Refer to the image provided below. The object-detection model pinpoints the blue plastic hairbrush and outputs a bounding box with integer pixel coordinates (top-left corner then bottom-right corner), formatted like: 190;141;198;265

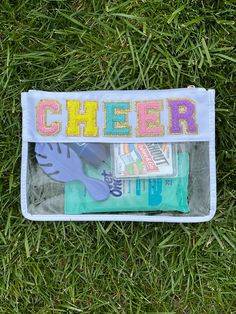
35;143;110;201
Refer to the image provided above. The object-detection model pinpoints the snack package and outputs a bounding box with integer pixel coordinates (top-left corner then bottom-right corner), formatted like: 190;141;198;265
113;143;176;178
21;88;216;222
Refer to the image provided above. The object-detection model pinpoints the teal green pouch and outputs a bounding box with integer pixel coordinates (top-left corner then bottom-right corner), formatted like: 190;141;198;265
64;152;190;214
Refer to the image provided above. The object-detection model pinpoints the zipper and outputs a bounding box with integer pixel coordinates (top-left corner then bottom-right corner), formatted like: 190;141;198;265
28;86;207;94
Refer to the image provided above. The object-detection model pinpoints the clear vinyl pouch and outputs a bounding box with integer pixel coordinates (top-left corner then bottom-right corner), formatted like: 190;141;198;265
21;89;216;222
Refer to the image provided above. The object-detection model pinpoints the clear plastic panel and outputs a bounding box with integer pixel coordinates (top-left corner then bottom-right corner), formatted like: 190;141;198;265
27;142;210;217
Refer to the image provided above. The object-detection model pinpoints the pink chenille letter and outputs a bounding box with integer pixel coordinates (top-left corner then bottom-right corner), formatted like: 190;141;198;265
36;100;61;135
136;101;164;136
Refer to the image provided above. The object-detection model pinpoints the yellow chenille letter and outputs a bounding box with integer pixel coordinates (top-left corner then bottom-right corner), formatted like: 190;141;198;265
66;100;98;137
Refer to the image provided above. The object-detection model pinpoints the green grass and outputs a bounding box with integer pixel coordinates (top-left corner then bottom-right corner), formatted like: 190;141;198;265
0;0;236;312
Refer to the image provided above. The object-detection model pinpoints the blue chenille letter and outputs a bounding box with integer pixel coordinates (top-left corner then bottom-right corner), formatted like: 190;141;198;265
104;102;131;136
